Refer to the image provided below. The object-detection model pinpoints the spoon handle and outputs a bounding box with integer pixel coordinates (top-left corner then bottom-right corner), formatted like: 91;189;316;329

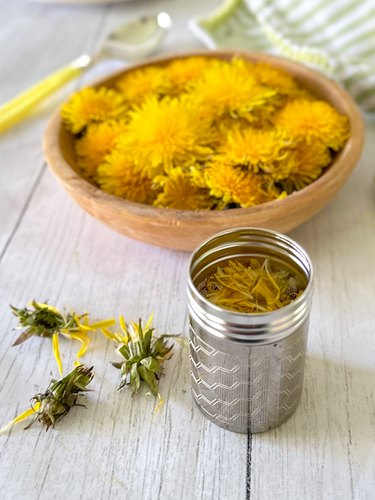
0;56;92;134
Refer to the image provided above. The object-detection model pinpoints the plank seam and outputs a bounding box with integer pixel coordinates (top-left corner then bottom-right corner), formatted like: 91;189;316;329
246;431;252;500
0;162;46;265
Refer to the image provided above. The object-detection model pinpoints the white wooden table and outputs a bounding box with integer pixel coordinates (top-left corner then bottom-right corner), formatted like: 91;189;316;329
1;1;375;499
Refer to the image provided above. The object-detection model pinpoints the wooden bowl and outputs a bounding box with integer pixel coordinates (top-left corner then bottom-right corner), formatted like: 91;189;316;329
44;50;365;251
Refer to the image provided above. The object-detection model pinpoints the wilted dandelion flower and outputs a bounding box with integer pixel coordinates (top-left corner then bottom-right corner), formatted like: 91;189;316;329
61;87;126;134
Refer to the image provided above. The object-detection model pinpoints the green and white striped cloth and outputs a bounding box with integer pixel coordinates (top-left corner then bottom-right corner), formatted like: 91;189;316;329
189;0;375;114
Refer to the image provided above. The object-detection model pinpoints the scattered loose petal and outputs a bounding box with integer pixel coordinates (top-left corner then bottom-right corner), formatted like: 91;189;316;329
52;333;63;377
0;403;40;435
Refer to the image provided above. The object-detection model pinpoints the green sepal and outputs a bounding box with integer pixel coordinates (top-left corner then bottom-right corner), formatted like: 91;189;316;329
143;329;153;353
140;356;163;374
118;344;130;359
130;363;141;395
138;366;159;396
112;361;123;369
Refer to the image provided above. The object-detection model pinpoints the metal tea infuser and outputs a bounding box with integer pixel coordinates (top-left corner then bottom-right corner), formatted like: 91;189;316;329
187;227;314;433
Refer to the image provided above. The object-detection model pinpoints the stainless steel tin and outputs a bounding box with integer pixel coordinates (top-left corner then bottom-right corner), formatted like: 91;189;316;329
187;228;313;434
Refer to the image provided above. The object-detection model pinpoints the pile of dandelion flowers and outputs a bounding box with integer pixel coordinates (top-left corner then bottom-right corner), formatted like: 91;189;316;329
61;87;126;134
60;56;350;210
116;96;215;178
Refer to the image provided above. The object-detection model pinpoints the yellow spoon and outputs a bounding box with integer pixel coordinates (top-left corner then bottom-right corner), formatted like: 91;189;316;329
0;12;172;133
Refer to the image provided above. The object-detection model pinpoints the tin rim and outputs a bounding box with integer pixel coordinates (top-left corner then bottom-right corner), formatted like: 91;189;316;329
187;227;314;343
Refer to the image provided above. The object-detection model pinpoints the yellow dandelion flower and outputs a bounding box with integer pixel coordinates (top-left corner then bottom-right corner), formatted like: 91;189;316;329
117;96;214;178
189;165;208;188
61;87;126;134
274;99;350;151
215;116;251;146
154;167;213;210
252;63;298;94
114;66;169;104
288;88;317;101
205;162;280;208
97;150;154;203
75;121;127;179
262;175;288;200
166;56;211;93
192;58;280;123
219;126;291;172
236;178;285;207
279;139;331;191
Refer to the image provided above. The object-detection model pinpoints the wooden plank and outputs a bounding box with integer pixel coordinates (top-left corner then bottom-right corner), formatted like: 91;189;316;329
250;126;375;500
0;167;247;500
0;3;247;499
0;1;109;255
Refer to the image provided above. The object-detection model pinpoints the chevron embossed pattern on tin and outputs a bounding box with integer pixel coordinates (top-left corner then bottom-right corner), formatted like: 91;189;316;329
189;321;308;433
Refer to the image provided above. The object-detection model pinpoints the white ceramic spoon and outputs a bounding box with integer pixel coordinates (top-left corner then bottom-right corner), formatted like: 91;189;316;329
0;12;172;133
